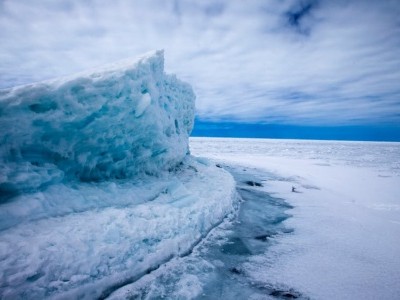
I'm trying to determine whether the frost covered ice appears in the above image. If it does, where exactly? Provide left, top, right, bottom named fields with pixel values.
left=0, top=52, right=236, bottom=299
left=0, top=50, right=194, bottom=197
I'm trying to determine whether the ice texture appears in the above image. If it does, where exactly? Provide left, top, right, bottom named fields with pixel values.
left=0, top=157, right=236, bottom=299
left=0, top=52, right=237, bottom=299
left=0, top=50, right=195, bottom=197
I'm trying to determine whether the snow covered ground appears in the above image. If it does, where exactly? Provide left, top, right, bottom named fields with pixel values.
left=191, top=137, right=400, bottom=300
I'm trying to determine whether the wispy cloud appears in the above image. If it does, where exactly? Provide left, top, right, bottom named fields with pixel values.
left=1, top=0, right=399, bottom=126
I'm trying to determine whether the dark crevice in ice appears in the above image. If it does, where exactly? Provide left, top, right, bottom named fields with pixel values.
left=245, top=180, right=263, bottom=187
left=270, top=289, right=302, bottom=299
left=98, top=255, right=173, bottom=300
left=98, top=205, right=232, bottom=300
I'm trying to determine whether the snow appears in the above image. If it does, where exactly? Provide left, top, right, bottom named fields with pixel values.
left=0, top=53, right=236, bottom=299
left=135, top=92, right=152, bottom=117
left=190, top=137, right=400, bottom=300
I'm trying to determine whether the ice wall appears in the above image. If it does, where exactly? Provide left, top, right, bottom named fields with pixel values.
left=0, top=50, right=195, bottom=198
left=0, top=51, right=237, bottom=299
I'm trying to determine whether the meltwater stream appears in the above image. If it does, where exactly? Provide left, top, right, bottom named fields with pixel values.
left=108, top=164, right=305, bottom=299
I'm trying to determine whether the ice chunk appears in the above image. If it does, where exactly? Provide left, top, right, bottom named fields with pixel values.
left=135, top=92, right=152, bottom=117
left=0, top=50, right=195, bottom=197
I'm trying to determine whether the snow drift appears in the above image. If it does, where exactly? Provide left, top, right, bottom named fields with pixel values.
left=0, top=51, right=236, bottom=299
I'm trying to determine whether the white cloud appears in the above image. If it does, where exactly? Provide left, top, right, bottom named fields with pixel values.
left=1, top=0, right=399, bottom=125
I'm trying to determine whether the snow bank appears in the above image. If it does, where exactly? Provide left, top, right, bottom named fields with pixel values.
left=0, top=50, right=195, bottom=198
left=0, top=53, right=237, bottom=299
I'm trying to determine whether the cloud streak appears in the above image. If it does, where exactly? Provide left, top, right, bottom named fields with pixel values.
left=1, top=0, right=399, bottom=126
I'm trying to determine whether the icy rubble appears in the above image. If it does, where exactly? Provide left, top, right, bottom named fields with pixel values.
left=0, top=51, right=236, bottom=298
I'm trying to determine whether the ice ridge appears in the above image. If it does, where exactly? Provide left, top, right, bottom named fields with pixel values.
left=0, top=50, right=195, bottom=198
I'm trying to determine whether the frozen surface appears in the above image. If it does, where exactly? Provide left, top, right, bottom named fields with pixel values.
left=0, top=54, right=237, bottom=299
left=190, top=137, right=400, bottom=300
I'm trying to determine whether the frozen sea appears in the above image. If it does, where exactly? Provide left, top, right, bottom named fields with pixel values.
left=112, top=137, right=400, bottom=300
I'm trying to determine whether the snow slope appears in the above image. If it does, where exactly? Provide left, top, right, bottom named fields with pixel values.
left=0, top=53, right=236, bottom=299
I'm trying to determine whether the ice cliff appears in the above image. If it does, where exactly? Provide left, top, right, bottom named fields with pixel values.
left=0, top=50, right=194, bottom=197
left=0, top=51, right=236, bottom=299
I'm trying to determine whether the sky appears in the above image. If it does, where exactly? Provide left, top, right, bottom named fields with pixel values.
left=1, top=0, right=400, bottom=140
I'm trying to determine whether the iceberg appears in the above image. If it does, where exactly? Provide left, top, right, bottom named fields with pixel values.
left=0, top=50, right=194, bottom=197
left=0, top=51, right=236, bottom=299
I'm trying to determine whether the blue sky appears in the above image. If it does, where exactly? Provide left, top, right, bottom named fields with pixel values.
left=1, top=0, right=399, bottom=140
